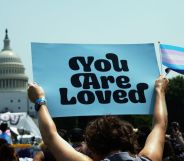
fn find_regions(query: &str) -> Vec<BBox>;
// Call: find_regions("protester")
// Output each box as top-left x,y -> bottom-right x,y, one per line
170,122 -> 184,147
136,125 -> 151,150
162,137 -> 176,161
0,143 -> 19,161
69,128 -> 90,155
27,75 -> 168,161
168,122 -> 184,160
58,129 -> 69,142
70,128 -> 84,151
33,129 -> 70,161
33,141 -> 57,161
0,121 -> 12,144
0,138 -> 7,147
16,137 -> 40,161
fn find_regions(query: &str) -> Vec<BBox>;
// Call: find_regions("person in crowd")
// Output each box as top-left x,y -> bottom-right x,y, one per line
162,137 -> 177,161
0,138 -> 7,147
58,129 -> 69,142
0,121 -> 12,144
33,141 -> 57,161
69,128 -> 91,156
170,122 -> 184,147
168,122 -> 184,160
0,143 -> 19,161
33,129 -> 69,161
17,137 -> 40,160
70,128 -> 85,151
27,75 -> 168,161
136,125 -> 151,150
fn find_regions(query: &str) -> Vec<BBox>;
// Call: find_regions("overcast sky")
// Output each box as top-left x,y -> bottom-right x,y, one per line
0,0 -> 183,79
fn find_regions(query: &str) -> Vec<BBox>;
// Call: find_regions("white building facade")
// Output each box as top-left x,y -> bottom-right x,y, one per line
0,30 -> 35,116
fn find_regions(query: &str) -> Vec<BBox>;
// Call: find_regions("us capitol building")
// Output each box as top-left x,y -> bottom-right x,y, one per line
0,30 -> 35,116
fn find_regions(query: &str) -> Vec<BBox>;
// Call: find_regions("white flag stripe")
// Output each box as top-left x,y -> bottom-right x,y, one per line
162,53 -> 184,61
162,57 -> 184,65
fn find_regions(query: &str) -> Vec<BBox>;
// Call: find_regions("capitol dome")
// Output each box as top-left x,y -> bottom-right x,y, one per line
0,29 -> 28,90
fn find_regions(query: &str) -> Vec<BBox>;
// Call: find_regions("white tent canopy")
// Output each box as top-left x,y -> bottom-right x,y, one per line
0,112 -> 41,138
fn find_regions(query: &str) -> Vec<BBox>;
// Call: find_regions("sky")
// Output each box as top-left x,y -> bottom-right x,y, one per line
0,0 -> 184,80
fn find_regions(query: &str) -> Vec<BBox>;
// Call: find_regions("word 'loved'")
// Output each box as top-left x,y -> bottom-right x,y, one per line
59,53 -> 148,105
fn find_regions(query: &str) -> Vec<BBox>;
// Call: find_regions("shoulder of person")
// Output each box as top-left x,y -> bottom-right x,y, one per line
102,152 -> 152,161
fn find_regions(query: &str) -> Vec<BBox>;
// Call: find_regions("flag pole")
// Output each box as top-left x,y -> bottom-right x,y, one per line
158,41 -> 163,75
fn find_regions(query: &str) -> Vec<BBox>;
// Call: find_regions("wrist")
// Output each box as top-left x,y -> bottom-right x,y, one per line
155,89 -> 165,95
35,97 -> 46,104
34,97 -> 47,111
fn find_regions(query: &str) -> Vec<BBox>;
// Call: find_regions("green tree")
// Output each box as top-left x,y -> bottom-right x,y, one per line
166,75 -> 184,131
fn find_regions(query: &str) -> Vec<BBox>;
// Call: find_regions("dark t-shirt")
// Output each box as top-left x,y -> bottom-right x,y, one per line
101,152 -> 151,161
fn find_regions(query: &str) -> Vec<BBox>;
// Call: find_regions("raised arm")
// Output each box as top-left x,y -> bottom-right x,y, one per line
139,75 -> 169,161
27,83 -> 92,161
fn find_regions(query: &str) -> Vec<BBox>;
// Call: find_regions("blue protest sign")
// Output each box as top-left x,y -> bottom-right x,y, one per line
31,43 -> 159,117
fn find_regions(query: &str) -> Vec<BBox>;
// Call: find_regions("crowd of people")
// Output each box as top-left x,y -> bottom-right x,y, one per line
1,121 -> 184,161
0,75 -> 183,161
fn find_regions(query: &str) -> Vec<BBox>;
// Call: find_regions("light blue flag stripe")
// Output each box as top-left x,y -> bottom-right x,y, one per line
160,44 -> 184,52
163,62 -> 184,70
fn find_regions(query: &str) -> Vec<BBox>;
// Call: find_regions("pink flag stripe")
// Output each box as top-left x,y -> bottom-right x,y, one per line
162,57 -> 184,65
162,54 -> 183,61
161,49 -> 184,55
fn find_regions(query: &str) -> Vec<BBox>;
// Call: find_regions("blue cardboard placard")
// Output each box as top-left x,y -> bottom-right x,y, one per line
31,43 -> 159,117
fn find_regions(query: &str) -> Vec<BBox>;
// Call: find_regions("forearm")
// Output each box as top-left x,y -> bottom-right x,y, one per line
139,76 -> 168,161
153,91 -> 168,130
139,92 -> 168,161
38,105 -> 57,146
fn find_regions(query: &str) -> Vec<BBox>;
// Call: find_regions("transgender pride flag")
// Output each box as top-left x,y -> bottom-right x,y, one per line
160,44 -> 184,74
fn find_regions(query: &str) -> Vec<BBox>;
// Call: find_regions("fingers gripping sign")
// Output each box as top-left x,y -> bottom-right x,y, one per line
155,75 -> 169,93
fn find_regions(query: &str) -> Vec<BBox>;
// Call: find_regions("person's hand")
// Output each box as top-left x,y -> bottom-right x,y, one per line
155,75 -> 169,94
27,82 -> 45,103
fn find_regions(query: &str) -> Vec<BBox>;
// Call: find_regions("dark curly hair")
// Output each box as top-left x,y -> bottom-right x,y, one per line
85,116 -> 139,156
0,144 -> 19,161
0,122 -> 8,132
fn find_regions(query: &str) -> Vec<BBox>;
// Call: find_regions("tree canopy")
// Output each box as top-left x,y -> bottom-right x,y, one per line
166,75 -> 184,131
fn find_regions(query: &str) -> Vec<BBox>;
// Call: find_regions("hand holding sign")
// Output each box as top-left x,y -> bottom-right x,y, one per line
28,82 -> 45,103
155,75 -> 169,94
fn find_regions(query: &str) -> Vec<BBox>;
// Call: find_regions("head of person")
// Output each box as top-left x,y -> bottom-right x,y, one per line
137,125 -> 151,150
171,122 -> 180,131
85,116 -> 138,160
70,128 -> 84,143
170,121 -> 180,136
0,143 -> 19,161
58,129 -> 69,142
0,122 -> 8,133
0,138 -> 7,147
